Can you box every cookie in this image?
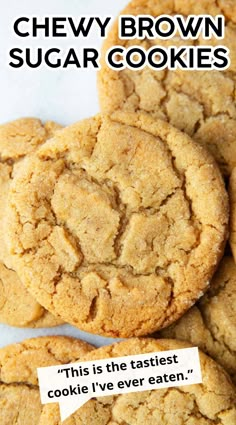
[39,338,236,425]
[157,257,236,384]
[98,0,236,176]
[0,336,94,425]
[6,112,228,337]
[229,167,236,259]
[0,118,63,327]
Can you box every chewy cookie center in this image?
[48,122,198,277]
[51,172,120,264]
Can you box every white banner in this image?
[37,347,202,422]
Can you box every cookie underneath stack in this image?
[39,338,236,425]
[98,0,236,177]
[0,336,94,425]
[157,256,236,384]
[0,118,63,327]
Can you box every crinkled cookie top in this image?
[0,118,63,327]
[6,112,228,337]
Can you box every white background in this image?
[0,0,128,348]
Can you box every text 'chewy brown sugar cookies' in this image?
[0,336,94,425]
[0,118,64,327]
[98,0,236,176]
[39,338,236,425]
[6,112,228,337]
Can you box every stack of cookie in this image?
[0,0,235,423]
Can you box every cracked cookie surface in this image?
[98,0,236,176]
[6,112,228,337]
[229,167,236,259]
[0,336,94,425]
[39,338,236,425]
[0,118,63,327]
[157,256,236,384]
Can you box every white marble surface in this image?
[0,0,128,349]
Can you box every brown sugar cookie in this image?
[0,336,94,425]
[5,112,228,337]
[39,338,236,425]
[98,0,236,176]
[157,257,236,384]
[229,167,236,259]
[0,118,63,327]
